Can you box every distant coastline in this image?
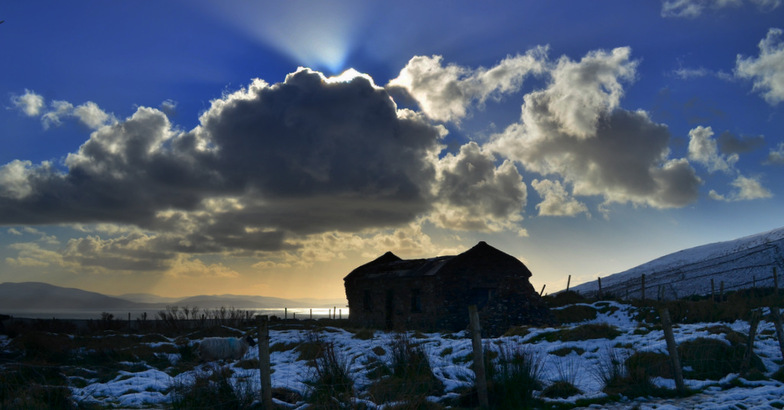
[1,306,349,321]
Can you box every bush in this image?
[678,337,764,380]
[306,340,355,409]
[543,291,586,307]
[531,323,621,343]
[542,380,582,399]
[553,305,597,324]
[486,345,545,409]
[368,334,443,404]
[169,366,255,410]
[0,365,75,409]
[542,357,582,399]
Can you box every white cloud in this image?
[74,101,114,129]
[42,100,74,129]
[545,48,638,138]
[5,242,65,268]
[710,175,773,201]
[766,142,784,164]
[661,0,779,18]
[388,47,548,123]
[531,179,589,217]
[165,255,239,279]
[490,47,700,209]
[11,89,45,116]
[0,160,44,199]
[736,28,784,105]
[687,126,738,173]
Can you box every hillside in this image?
[571,227,784,299]
[0,282,144,310]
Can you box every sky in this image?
[1,0,783,300]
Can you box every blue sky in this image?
[1,0,783,299]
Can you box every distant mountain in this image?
[172,294,338,308]
[0,282,348,314]
[115,293,180,304]
[571,227,784,299]
[0,282,143,310]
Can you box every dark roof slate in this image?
[344,241,531,281]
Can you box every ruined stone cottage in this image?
[344,241,553,336]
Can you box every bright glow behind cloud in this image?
[202,0,368,73]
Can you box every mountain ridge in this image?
[570,226,784,299]
[0,282,347,312]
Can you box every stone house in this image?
[344,241,553,336]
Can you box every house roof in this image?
[343,241,532,281]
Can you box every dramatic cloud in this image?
[387,48,548,123]
[688,126,738,173]
[0,68,447,262]
[531,179,589,217]
[432,142,527,233]
[662,0,780,18]
[11,89,44,116]
[490,48,700,209]
[736,28,784,105]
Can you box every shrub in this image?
[553,305,597,324]
[305,341,355,409]
[486,345,545,409]
[625,351,673,379]
[542,357,582,399]
[594,348,677,399]
[368,334,443,404]
[530,323,621,343]
[169,366,255,410]
[502,326,530,337]
[352,328,375,340]
[549,346,585,357]
[0,365,75,409]
[678,337,764,380]
[542,380,582,399]
[543,291,586,307]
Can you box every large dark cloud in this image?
[0,69,444,256]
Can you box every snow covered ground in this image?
[52,300,784,408]
[571,227,784,300]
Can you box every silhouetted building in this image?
[344,241,553,336]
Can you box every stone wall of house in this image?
[347,270,553,336]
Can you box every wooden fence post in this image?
[641,274,646,304]
[257,315,272,409]
[468,305,489,409]
[659,308,685,393]
[769,307,784,361]
[310,308,313,320]
[741,310,761,375]
[597,277,603,299]
[284,307,288,320]
[566,275,571,292]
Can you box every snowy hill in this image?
[570,227,784,299]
